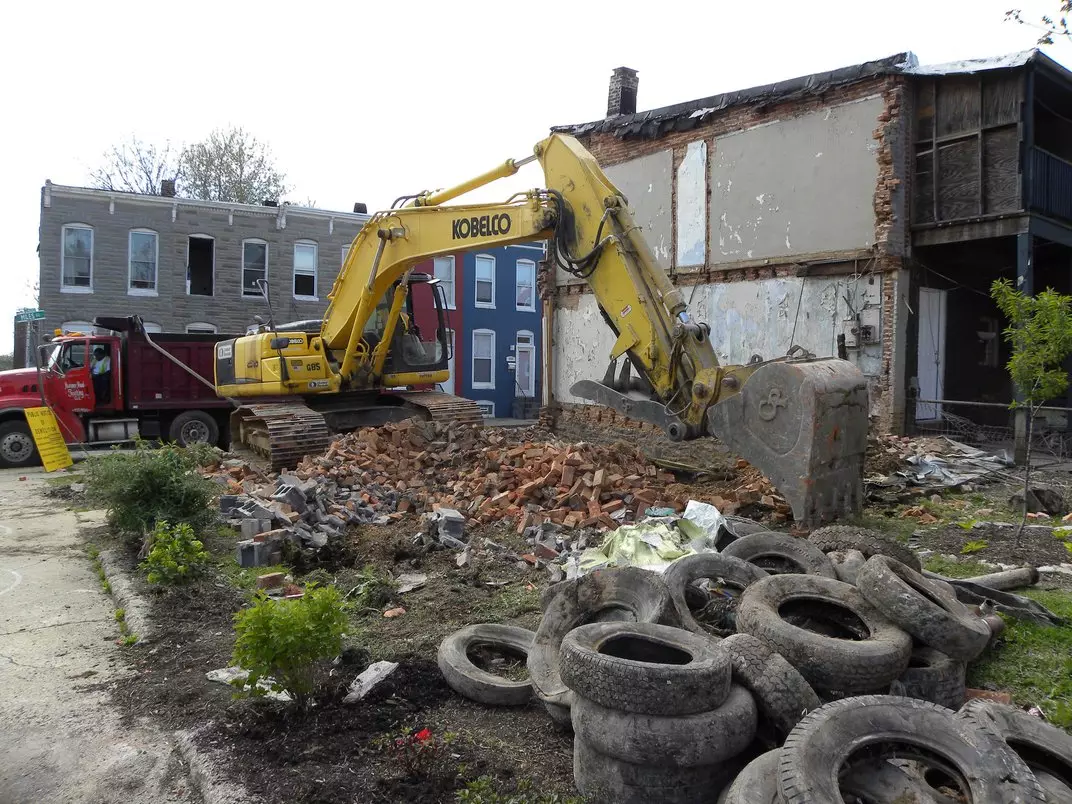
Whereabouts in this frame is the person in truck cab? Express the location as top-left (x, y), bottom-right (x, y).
top-left (90, 346), bottom-right (111, 404)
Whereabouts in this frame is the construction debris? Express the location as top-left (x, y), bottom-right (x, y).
top-left (208, 421), bottom-right (791, 563)
top-left (343, 660), bottom-right (399, 703)
top-left (867, 434), bottom-right (1012, 492)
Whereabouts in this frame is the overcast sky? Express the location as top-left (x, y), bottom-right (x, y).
top-left (2, 0), bottom-right (1070, 353)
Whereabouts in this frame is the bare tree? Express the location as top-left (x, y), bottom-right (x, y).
top-left (179, 126), bottom-right (290, 204)
top-left (1007, 2), bottom-right (1071, 45)
top-left (90, 136), bottom-right (182, 195)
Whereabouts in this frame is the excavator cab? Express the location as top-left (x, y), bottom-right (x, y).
top-left (366, 273), bottom-right (451, 377)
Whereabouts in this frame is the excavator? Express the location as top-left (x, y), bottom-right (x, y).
top-left (214, 134), bottom-right (868, 524)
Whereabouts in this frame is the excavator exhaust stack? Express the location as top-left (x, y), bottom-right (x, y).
top-left (706, 359), bottom-right (869, 526)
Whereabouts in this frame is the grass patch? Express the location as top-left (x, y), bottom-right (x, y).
top-left (923, 555), bottom-right (996, 578)
top-left (969, 588), bottom-right (1072, 729)
top-left (46, 471), bottom-right (83, 487)
top-left (217, 559), bottom-right (291, 593)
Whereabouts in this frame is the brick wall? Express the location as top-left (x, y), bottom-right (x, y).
top-left (542, 73), bottom-right (914, 434)
top-left (39, 188), bottom-right (369, 337)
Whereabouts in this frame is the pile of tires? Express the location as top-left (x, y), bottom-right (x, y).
top-left (434, 525), bottom-right (1067, 802)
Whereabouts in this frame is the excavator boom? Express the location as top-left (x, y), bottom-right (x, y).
top-left (214, 133), bottom-right (868, 524)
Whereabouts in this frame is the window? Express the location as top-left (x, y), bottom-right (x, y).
top-left (186, 322), bottom-right (217, 334)
top-left (434, 256), bottom-right (456, 309)
top-left (60, 320), bottom-right (95, 335)
top-left (516, 259), bottom-right (536, 311)
top-left (127, 229), bottom-right (158, 294)
top-left (242, 239), bottom-right (268, 297)
top-left (515, 330), bottom-right (536, 397)
top-left (188, 235), bottom-right (214, 296)
top-left (475, 401), bottom-right (495, 418)
top-left (293, 241), bottom-right (318, 300)
top-left (61, 225), bottom-right (93, 291)
top-left (141, 322), bottom-right (163, 333)
top-left (472, 329), bottom-right (495, 389)
top-left (475, 255), bottom-right (495, 308)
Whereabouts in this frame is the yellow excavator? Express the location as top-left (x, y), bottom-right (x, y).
top-left (214, 134), bottom-right (868, 524)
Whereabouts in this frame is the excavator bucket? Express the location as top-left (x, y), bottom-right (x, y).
top-left (706, 359), bottom-right (869, 526)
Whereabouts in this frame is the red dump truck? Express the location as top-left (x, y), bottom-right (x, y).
top-left (0, 316), bottom-right (235, 468)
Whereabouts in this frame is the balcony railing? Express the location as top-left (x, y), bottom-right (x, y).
top-left (1031, 147), bottom-right (1072, 223)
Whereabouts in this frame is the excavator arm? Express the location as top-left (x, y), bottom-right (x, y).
top-left (216, 133), bottom-right (868, 524)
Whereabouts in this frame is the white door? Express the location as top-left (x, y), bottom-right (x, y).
top-left (516, 332), bottom-right (535, 397)
top-left (442, 329), bottom-right (455, 395)
top-left (916, 288), bottom-right (947, 421)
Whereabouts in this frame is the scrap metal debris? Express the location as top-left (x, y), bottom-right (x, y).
top-left (867, 434), bottom-right (1013, 496)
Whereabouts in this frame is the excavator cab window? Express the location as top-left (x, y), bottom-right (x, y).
top-left (384, 275), bottom-right (449, 375)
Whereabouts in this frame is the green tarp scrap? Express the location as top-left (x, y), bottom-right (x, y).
top-left (575, 518), bottom-right (713, 575)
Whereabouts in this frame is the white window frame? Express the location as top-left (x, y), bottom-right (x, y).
top-left (187, 234), bottom-right (215, 297)
top-left (474, 254), bottom-right (495, 309)
top-left (292, 240), bottom-right (318, 301)
top-left (61, 224), bottom-right (94, 293)
top-left (433, 255), bottom-right (456, 310)
top-left (127, 228), bottom-right (159, 296)
top-left (61, 320), bottom-right (95, 334)
top-left (141, 321), bottom-right (163, 333)
top-left (475, 401), bottom-right (495, 418)
top-left (241, 238), bottom-right (268, 298)
top-left (186, 322), bottom-right (218, 334)
top-left (515, 330), bottom-right (536, 397)
top-left (515, 258), bottom-right (536, 312)
top-left (471, 328), bottom-right (496, 390)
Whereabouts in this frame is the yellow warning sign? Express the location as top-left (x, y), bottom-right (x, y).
top-left (24, 407), bottom-right (73, 472)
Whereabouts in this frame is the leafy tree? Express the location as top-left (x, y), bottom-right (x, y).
top-left (179, 126), bottom-right (290, 204)
top-left (991, 278), bottom-right (1072, 543)
top-left (90, 136), bottom-right (182, 195)
top-left (0, 355), bottom-right (12, 371)
top-left (1006, 3), bottom-right (1071, 45)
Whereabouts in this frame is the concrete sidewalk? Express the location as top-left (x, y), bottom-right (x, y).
top-left (0, 469), bottom-right (198, 803)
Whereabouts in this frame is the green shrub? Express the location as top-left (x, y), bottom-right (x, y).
top-left (231, 585), bottom-right (348, 707)
top-left (83, 440), bottom-right (217, 538)
top-left (140, 520), bottom-right (211, 585)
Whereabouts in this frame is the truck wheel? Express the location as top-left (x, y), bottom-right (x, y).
top-left (169, 411), bottom-right (219, 447)
top-left (0, 421), bottom-right (40, 468)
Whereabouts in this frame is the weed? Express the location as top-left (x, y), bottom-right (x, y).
top-left (347, 565), bottom-right (398, 613)
top-left (969, 588), bottom-right (1072, 728)
top-left (102, 580), bottom-right (112, 595)
top-left (87, 544), bottom-right (100, 560)
top-left (83, 440), bottom-right (218, 540)
top-left (120, 633), bottom-right (139, 647)
top-left (140, 520), bottom-right (210, 585)
top-left (924, 555), bottom-right (994, 579)
top-left (960, 540), bottom-right (989, 555)
top-left (377, 728), bottom-right (455, 776)
top-left (456, 776), bottom-right (583, 803)
top-left (231, 584), bottom-right (348, 708)
top-left (114, 608), bottom-right (126, 622)
top-left (955, 520), bottom-right (977, 531)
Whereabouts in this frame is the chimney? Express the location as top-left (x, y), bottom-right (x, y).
top-left (160, 179), bottom-right (176, 197)
top-left (353, 202), bottom-right (367, 214)
top-left (607, 67), bottom-right (638, 117)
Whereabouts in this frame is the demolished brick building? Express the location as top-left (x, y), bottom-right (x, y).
top-left (540, 50), bottom-right (1072, 453)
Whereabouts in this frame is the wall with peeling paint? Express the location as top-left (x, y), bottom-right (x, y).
top-left (676, 141), bottom-right (707, 267)
top-left (709, 96), bottom-right (884, 263)
top-left (605, 150), bottom-right (674, 269)
top-left (552, 274), bottom-right (885, 415)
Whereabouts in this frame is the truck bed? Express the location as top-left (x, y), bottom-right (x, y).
top-left (124, 333), bottom-right (232, 411)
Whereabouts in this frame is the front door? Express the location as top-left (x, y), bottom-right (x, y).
top-left (916, 288), bottom-right (947, 421)
top-left (516, 332), bottom-right (535, 397)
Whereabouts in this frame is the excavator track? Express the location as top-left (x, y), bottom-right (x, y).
top-left (230, 403), bottom-right (334, 472)
top-left (230, 392), bottom-right (484, 471)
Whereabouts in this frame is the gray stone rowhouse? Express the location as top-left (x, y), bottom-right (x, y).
top-left (37, 180), bottom-right (372, 339)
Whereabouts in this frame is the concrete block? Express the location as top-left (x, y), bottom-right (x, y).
top-left (219, 494), bottom-right (243, 515)
top-left (272, 484), bottom-right (307, 513)
top-left (240, 518), bottom-right (261, 539)
top-left (236, 539), bottom-right (274, 568)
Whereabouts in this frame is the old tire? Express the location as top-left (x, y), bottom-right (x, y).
top-left (543, 700), bottom-right (572, 728)
top-left (0, 420), bottom-right (39, 468)
top-left (808, 524), bottom-right (922, 571)
top-left (436, 624), bottom-right (534, 706)
top-left (527, 567), bottom-right (672, 710)
top-left (664, 553), bottom-right (768, 635)
top-left (571, 685), bottom-right (756, 767)
top-left (574, 737), bottom-right (739, 804)
top-left (722, 532), bottom-right (837, 577)
top-left (840, 758), bottom-right (966, 804)
top-left (889, 646), bottom-right (966, 710)
top-left (169, 410), bottom-right (219, 447)
top-left (779, 695), bottom-right (1046, 804)
top-left (957, 699), bottom-right (1072, 804)
top-left (736, 574), bottom-right (912, 694)
top-left (827, 550), bottom-right (867, 585)
top-left (856, 555), bottom-right (991, 662)
top-left (718, 749), bottom-right (783, 804)
top-left (560, 621), bottom-right (731, 715)
top-left (721, 633), bottom-right (821, 743)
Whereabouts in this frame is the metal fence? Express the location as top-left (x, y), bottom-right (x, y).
top-left (909, 397), bottom-right (1072, 458)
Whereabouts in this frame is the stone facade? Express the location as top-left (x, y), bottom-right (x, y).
top-left (38, 182), bottom-right (371, 337)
